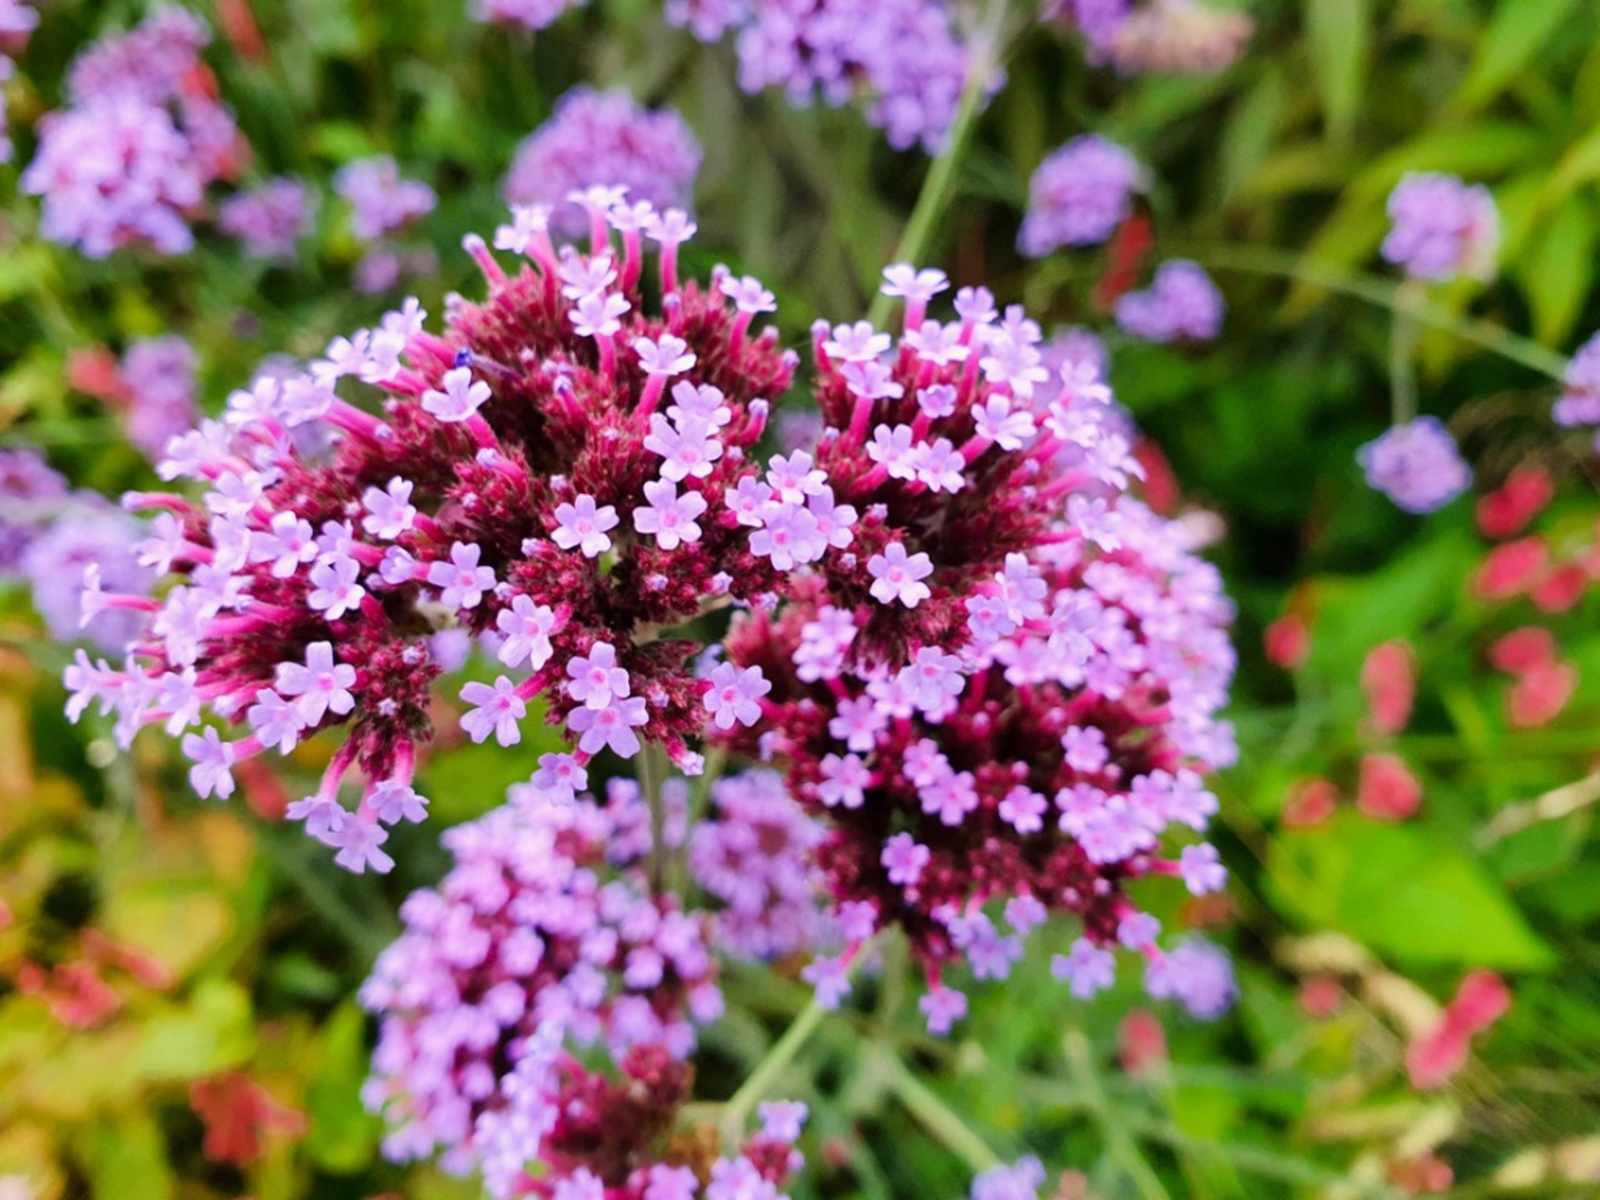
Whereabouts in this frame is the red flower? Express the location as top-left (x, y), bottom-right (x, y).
top-left (1355, 753), bottom-right (1422, 821)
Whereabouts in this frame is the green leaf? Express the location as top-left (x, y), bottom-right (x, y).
top-left (1455, 0), bottom-right (1583, 111)
top-left (1266, 811), bottom-right (1555, 970)
top-left (306, 1002), bottom-right (380, 1173)
top-left (1516, 196), bottom-right (1595, 345)
top-left (72, 1114), bottom-right (174, 1200)
top-left (1304, 0), bottom-right (1370, 143)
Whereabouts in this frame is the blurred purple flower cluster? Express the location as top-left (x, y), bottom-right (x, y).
top-left (1018, 134), bottom-right (1142, 257)
top-left (505, 88), bottom-right (702, 240)
top-left (1357, 417), bottom-right (1472, 515)
top-left (21, 7), bottom-right (244, 256)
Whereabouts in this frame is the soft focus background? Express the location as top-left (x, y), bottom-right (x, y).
top-left (4, 1), bottom-right (1600, 1197)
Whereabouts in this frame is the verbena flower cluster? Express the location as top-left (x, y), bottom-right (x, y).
top-left (666, 0), bottom-right (972, 152)
top-left (360, 783), bottom-right (729, 1192)
top-left (334, 155), bottom-right (439, 293)
top-left (1554, 330), bottom-right (1600, 437)
top-left (689, 768), bottom-right (834, 961)
top-left (1357, 416), bottom-right (1472, 515)
top-left (22, 7), bottom-right (244, 256)
top-left (505, 88), bottom-right (702, 240)
top-left (1048, 0), bottom-right (1252, 75)
top-left (1114, 259), bottom-right (1225, 343)
top-left (1, 449), bottom-right (153, 652)
top-left (1018, 134), bottom-right (1142, 257)
top-left (710, 268), bottom-right (1239, 1028)
top-left (1382, 172), bottom-right (1499, 284)
top-left (218, 177), bottom-right (316, 261)
top-left (66, 194), bottom-right (799, 872)
top-left (118, 337), bottom-right (201, 463)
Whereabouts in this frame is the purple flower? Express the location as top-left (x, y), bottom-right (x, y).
top-left (867, 542), bottom-right (934, 608)
top-left (703, 662), bottom-right (771, 730)
top-left (1382, 172), bottom-right (1499, 283)
top-left (504, 87), bottom-right (701, 240)
top-left (422, 365), bottom-right (492, 422)
top-left (566, 641), bottom-right (630, 709)
top-left (1019, 134), bottom-right (1141, 256)
top-left (1145, 939), bottom-right (1236, 1019)
top-left (119, 337), bottom-right (199, 463)
top-left (1051, 937), bottom-right (1116, 999)
top-left (918, 985), bottom-right (968, 1034)
top-left (496, 595), bottom-right (559, 670)
top-left (334, 155), bottom-right (436, 242)
top-left (275, 641), bottom-right (357, 725)
top-left (1179, 842), bottom-right (1227, 894)
top-left (471, 0), bottom-right (587, 31)
top-left (427, 542), bottom-right (496, 610)
top-left (1115, 260), bottom-right (1225, 343)
top-left (881, 832), bottom-right (929, 886)
top-left (552, 494), bottom-right (619, 558)
top-left (632, 479), bottom-right (707, 550)
top-left (182, 726), bottom-right (236, 799)
top-left (970, 1157), bottom-right (1048, 1200)
top-left (1555, 331), bottom-right (1600, 427)
top-left (528, 751), bottom-right (587, 805)
top-left (218, 177), bottom-right (315, 260)
top-left (308, 554), bottom-right (366, 620)
top-left (567, 694), bottom-right (649, 757)
top-left (460, 676), bottom-right (528, 745)
top-left (1357, 417), bottom-right (1472, 514)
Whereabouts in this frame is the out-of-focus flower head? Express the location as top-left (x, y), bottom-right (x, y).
top-left (219, 177), bottom-right (316, 260)
top-left (333, 155), bottom-right (436, 242)
top-left (119, 337), bottom-right (201, 463)
top-left (719, 265), bottom-right (1238, 1030)
top-left (362, 783), bottom-right (721, 1187)
top-left (1554, 330), bottom-right (1600, 428)
top-left (1105, 0), bottom-right (1253, 74)
top-left (668, 0), bottom-right (973, 152)
top-left (69, 193), bottom-right (805, 872)
top-left (505, 88), bottom-right (702, 241)
top-left (1356, 417), bottom-right (1472, 515)
top-left (22, 7), bottom-right (245, 256)
top-left (1114, 260), bottom-right (1224, 343)
top-left (1018, 134), bottom-right (1143, 257)
top-left (1381, 172), bottom-right (1499, 283)
top-left (690, 768), bottom-right (835, 960)
top-left (0, 448), bottom-right (69, 573)
top-left (470, 0), bottom-right (587, 30)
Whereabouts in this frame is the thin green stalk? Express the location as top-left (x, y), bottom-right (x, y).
top-left (1063, 1029), bottom-right (1172, 1200)
top-left (640, 741), bottom-right (671, 895)
top-left (878, 1047), bottom-right (1003, 1175)
top-left (865, 0), bottom-right (1015, 329)
top-left (1188, 245), bottom-right (1570, 381)
top-left (719, 993), bottom-right (830, 1145)
top-left (1390, 279), bottom-right (1421, 425)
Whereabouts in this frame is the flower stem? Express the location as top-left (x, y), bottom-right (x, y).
top-left (718, 993), bottom-right (830, 1146)
top-left (1390, 280), bottom-right (1421, 425)
top-left (640, 741), bottom-right (671, 895)
top-left (877, 1047), bottom-right (1004, 1174)
top-left (1064, 1028), bottom-right (1173, 1200)
top-left (866, 0), bottom-right (1015, 329)
top-left (1187, 244), bottom-right (1570, 381)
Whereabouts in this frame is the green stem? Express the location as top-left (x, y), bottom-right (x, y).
top-left (865, 0), bottom-right (1014, 329)
top-left (640, 741), bottom-right (671, 895)
top-left (719, 993), bottom-right (830, 1145)
top-left (1188, 245), bottom-right (1570, 381)
top-left (1390, 280), bottom-right (1421, 425)
top-left (263, 831), bottom-right (395, 962)
top-left (878, 1048), bottom-right (1004, 1174)
top-left (1063, 1029), bottom-right (1172, 1200)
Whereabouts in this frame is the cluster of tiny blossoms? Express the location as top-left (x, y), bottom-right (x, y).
top-left (716, 268), bottom-right (1238, 1029)
top-left (1382, 172), bottom-right (1499, 284)
top-left (505, 88), bottom-right (702, 241)
top-left (361, 782), bottom-right (788, 1198)
top-left (1357, 417), bottom-right (1472, 515)
top-left (667, 0), bottom-right (972, 152)
top-left (65, 191), bottom-right (808, 873)
top-left (22, 7), bottom-right (244, 256)
top-left (218, 177), bottom-right (316, 261)
top-left (689, 768), bottom-right (835, 961)
top-left (1554, 330), bottom-right (1600, 448)
top-left (1048, 0), bottom-right (1252, 75)
top-left (1018, 134), bottom-right (1142, 258)
top-left (1114, 259), bottom-right (1225, 344)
